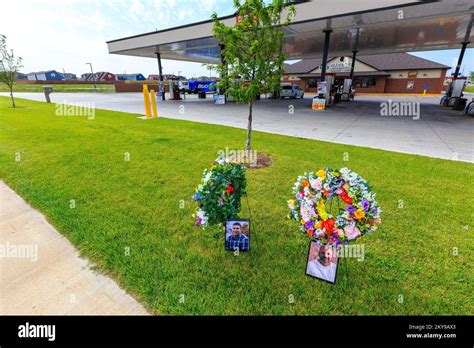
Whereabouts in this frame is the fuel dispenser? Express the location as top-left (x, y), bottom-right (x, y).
top-left (168, 80), bottom-right (175, 100)
top-left (341, 79), bottom-right (355, 101)
top-left (317, 76), bottom-right (334, 106)
top-left (167, 80), bottom-right (182, 100)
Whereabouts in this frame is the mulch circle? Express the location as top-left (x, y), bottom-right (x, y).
top-left (241, 152), bottom-right (272, 169)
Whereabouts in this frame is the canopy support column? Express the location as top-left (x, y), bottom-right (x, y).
top-left (349, 50), bottom-right (358, 79)
top-left (156, 52), bottom-right (165, 101)
top-left (320, 28), bottom-right (332, 98)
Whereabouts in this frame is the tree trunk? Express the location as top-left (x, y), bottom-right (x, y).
top-left (246, 100), bottom-right (253, 151)
top-left (9, 88), bottom-right (15, 108)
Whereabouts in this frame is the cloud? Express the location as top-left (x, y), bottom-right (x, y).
top-left (0, 0), bottom-right (234, 77)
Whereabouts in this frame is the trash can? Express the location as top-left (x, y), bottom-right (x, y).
top-left (43, 86), bottom-right (53, 103)
top-left (173, 89), bottom-right (181, 100)
top-left (198, 91), bottom-right (206, 99)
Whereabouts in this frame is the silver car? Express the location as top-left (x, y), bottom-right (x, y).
top-left (281, 85), bottom-right (305, 99)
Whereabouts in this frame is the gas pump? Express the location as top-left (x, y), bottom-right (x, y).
top-left (168, 80), bottom-right (175, 100)
top-left (341, 79), bottom-right (355, 101)
top-left (316, 76), bottom-right (334, 106)
top-left (167, 80), bottom-right (182, 100)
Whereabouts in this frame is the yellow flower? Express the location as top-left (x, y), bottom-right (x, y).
top-left (301, 219), bottom-right (305, 225)
top-left (343, 183), bottom-right (350, 192)
top-left (316, 170), bottom-right (326, 179)
top-left (354, 209), bottom-right (366, 220)
top-left (315, 221), bottom-right (323, 229)
top-left (287, 199), bottom-right (295, 207)
top-left (316, 199), bottom-right (329, 221)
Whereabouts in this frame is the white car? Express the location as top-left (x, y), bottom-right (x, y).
top-left (281, 85), bottom-right (304, 99)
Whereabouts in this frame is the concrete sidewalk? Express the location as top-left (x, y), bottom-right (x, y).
top-left (0, 181), bottom-right (148, 315)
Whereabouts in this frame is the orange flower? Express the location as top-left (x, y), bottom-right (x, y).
top-left (302, 180), bottom-right (309, 188)
top-left (306, 229), bottom-right (314, 237)
top-left (354, 209), bottom-right (366, 220)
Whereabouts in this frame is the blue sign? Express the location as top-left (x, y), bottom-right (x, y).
top-left (188, 80), bottom-right (217, 93)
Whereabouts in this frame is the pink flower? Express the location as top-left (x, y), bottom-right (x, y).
top-left (344, 225), bottom-right (361, 240)
top-left (310, 177), bottom-right (322, 190)
top-left (300, 205), bottom-right (315, 222)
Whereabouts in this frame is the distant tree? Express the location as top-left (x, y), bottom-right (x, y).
top-left (212, 0), bottom-right (295, 151)
top-left (0, 35), bottom-right (23, 108)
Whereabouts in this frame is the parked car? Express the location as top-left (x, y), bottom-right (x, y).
top-left (281, 84), bottom-right (304, 99)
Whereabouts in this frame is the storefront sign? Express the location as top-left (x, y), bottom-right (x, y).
top-left (327, 62), bottom-right (350, 73)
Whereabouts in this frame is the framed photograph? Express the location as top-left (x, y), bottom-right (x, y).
top-left (407, 80), bottom-right (415, 90)
top-left (305, 240), bottom-right (339, 284)
top-left (225, 219), bottom-right (250, 252)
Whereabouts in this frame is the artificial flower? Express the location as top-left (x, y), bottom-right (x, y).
top-left (316, 170), bottom-right (327, 179)
top-left (354, 209), bottom-right (366, 220)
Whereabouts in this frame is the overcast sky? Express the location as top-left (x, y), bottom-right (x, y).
top-left (1, 0), bottom-right (473, 78)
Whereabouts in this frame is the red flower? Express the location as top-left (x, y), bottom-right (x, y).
top-left (226, 185), bottom-right (234, 195)
top-left (323, 189), bottom-right (330, 196)
top-left (322, 218), bottom-right (335, 232)
top-left (341, 193), bottom-right (352, 204)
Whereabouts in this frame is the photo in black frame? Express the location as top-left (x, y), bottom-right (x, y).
top-left (305, 240), bottom-right (339, 284)
top-left (225, 219), bottom-right (250, 251)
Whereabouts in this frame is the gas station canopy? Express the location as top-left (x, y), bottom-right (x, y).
top-left (107, 0), bottom-right (474, 64)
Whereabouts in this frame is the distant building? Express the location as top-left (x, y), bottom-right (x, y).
top-left (116, 73), bottom-right (146, 81)
top-left (84, 72), bottom-right (114, 82)
top-left (81, 72), bottom-right (115, 82)
top-left (63, 73), bottom-right (77, 80)
top-left (26, 70), bottom-right (65, 81)
top-left (16, 72), bottom-right (28, 80)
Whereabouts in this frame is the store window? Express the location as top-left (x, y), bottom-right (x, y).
top-left (353, 77), bottom-right (376, 88)
top-left (307, 78), bottom-right (321, 88)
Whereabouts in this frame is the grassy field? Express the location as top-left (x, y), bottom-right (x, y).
top-left (0, 97), bottom-right (473, 315)
top-left (0, 83), bottom-right (114, 93)
top-left (464, 85), bottom-right (474, 93)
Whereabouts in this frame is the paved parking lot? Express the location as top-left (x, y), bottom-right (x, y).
top-left (3, 92), bottom-right (473, 162)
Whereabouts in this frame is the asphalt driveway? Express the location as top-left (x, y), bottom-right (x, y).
top-left (3, 92), bottom-right (473, 162)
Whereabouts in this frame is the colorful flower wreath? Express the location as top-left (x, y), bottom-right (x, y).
top-left (288, 167), bottom-right (382, 245)
top-left (192, 157), bottom-right (247, 227)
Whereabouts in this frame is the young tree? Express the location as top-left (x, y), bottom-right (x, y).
top-left (212, 0), bottom-right (295, 151)
top-left (0, 35), bottom-right (23, 108)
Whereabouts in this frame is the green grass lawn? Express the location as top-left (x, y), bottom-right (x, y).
top-left (464, 85), bottom-right (474, 93)
top-left (1, 96), bottom-right (473, 315)
top-left (0, 83), bottom-right (114, 93)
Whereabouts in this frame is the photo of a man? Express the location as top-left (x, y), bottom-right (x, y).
top-left (225, 220), bottom-right (250, 251)
top-left (305, 241), bottom-right (338, 283)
